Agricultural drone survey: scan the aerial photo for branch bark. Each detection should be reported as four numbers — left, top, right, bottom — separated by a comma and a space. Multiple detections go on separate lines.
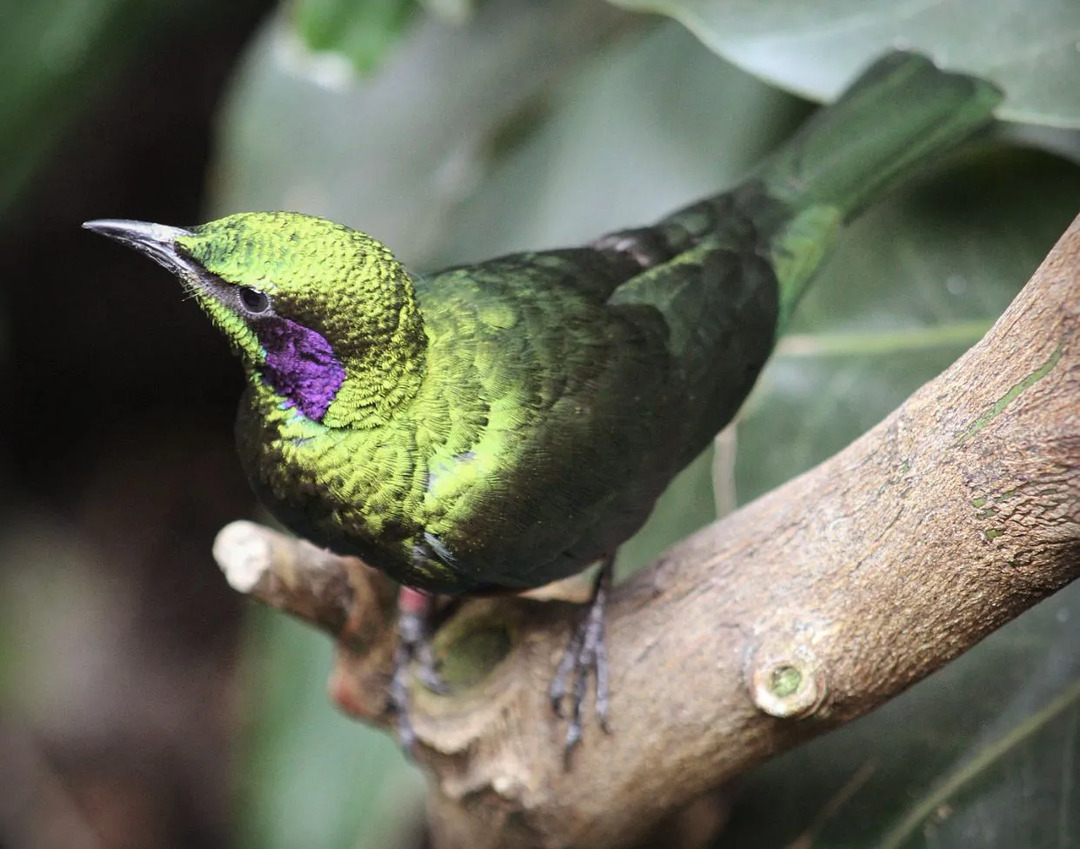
214, 214, 1080, 849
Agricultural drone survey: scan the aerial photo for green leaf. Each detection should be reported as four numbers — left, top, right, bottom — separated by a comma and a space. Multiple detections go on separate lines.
211, 0, 630, 266
434, 25, 806, 262
734, 146, 1080, 504
608, 0, 1080, 128
291, 0, 419, 73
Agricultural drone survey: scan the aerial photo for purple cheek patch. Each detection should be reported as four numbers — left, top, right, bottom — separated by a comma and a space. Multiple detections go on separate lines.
258, 317, 345, 421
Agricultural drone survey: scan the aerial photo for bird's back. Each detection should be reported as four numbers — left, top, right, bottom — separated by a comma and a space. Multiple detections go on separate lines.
405, 186, 781, 591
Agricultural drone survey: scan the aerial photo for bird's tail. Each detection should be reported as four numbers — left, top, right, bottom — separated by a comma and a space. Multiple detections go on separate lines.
750, 52, 1003, 323
637, 53, 1002, 328
756, 52, 1002, 222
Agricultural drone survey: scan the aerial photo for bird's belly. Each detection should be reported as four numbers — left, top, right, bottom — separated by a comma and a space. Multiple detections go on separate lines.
236, 390, 663, 595
236, 400, 525, 593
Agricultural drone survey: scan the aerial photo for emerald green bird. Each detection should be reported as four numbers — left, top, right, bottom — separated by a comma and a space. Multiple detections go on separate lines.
85, 53, 1000, 753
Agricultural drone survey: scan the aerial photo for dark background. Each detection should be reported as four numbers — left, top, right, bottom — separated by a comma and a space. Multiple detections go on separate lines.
2, 3, 271, 846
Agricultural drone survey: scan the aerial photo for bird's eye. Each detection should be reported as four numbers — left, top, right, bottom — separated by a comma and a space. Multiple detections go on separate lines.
238, 286, 270, 314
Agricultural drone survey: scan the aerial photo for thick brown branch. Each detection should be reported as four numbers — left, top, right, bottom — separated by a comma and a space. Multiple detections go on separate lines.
213, 214, 1080, 849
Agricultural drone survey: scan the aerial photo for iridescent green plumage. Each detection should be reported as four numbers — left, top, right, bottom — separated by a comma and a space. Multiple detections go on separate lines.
217, 187, 784, 594
87, 53, 1002, 599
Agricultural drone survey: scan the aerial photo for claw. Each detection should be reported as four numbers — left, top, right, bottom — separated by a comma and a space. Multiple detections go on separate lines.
390, 587, 446, 754
390, 635, 418, 753
548, 555, 615, 766
416, 635, 450, 694
549, 616, 586, 717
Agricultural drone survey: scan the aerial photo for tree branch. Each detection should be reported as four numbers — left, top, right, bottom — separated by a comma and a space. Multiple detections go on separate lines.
214, 213, 1080, 849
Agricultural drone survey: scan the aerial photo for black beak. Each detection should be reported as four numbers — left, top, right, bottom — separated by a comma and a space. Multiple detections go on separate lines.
83, 219, 199, 280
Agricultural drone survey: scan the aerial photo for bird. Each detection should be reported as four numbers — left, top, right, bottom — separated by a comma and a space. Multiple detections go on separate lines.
85, 52, 1001, 756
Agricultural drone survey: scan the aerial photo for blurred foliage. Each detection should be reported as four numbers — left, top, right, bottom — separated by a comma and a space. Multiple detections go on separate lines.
212, 0, 631, 261
1, 1, 268, 847
291, 0, 418, 72
611, 0, 1080, 127
237, 610, 424, 849
737, 145, 1080, 501
0, 0, 241, 214
3, 0, 1078, 846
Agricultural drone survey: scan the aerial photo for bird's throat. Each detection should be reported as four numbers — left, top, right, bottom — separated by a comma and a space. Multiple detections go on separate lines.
256, 317, 345, 421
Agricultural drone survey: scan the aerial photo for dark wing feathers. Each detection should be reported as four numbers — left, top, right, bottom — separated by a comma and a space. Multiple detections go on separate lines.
413, 198, 780, 589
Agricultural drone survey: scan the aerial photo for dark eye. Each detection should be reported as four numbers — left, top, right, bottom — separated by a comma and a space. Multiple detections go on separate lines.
238, 286, 270, 314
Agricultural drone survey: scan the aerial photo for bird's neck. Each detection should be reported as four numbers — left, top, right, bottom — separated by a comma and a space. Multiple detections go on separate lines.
322, 290, 428, 429
248, 269, 428, 430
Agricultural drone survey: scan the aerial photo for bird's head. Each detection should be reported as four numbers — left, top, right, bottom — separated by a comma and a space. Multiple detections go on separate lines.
85, 212, 426, 428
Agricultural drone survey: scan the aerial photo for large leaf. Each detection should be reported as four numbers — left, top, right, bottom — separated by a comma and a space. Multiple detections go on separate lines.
211, 0, 630, 267
609, 0, 1080, 128
735, 146, 1080, 503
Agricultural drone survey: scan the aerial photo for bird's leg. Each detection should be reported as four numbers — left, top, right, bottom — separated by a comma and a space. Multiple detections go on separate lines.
391, 587, 447, 752
549, 554, 615, 763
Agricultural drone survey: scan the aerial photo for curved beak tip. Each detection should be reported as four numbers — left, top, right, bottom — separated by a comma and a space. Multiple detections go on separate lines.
82, 219, 191, 245
82, 219, 199, 280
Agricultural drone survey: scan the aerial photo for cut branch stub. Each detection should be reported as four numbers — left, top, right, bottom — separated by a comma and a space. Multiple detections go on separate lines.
748, 634, 827, 719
